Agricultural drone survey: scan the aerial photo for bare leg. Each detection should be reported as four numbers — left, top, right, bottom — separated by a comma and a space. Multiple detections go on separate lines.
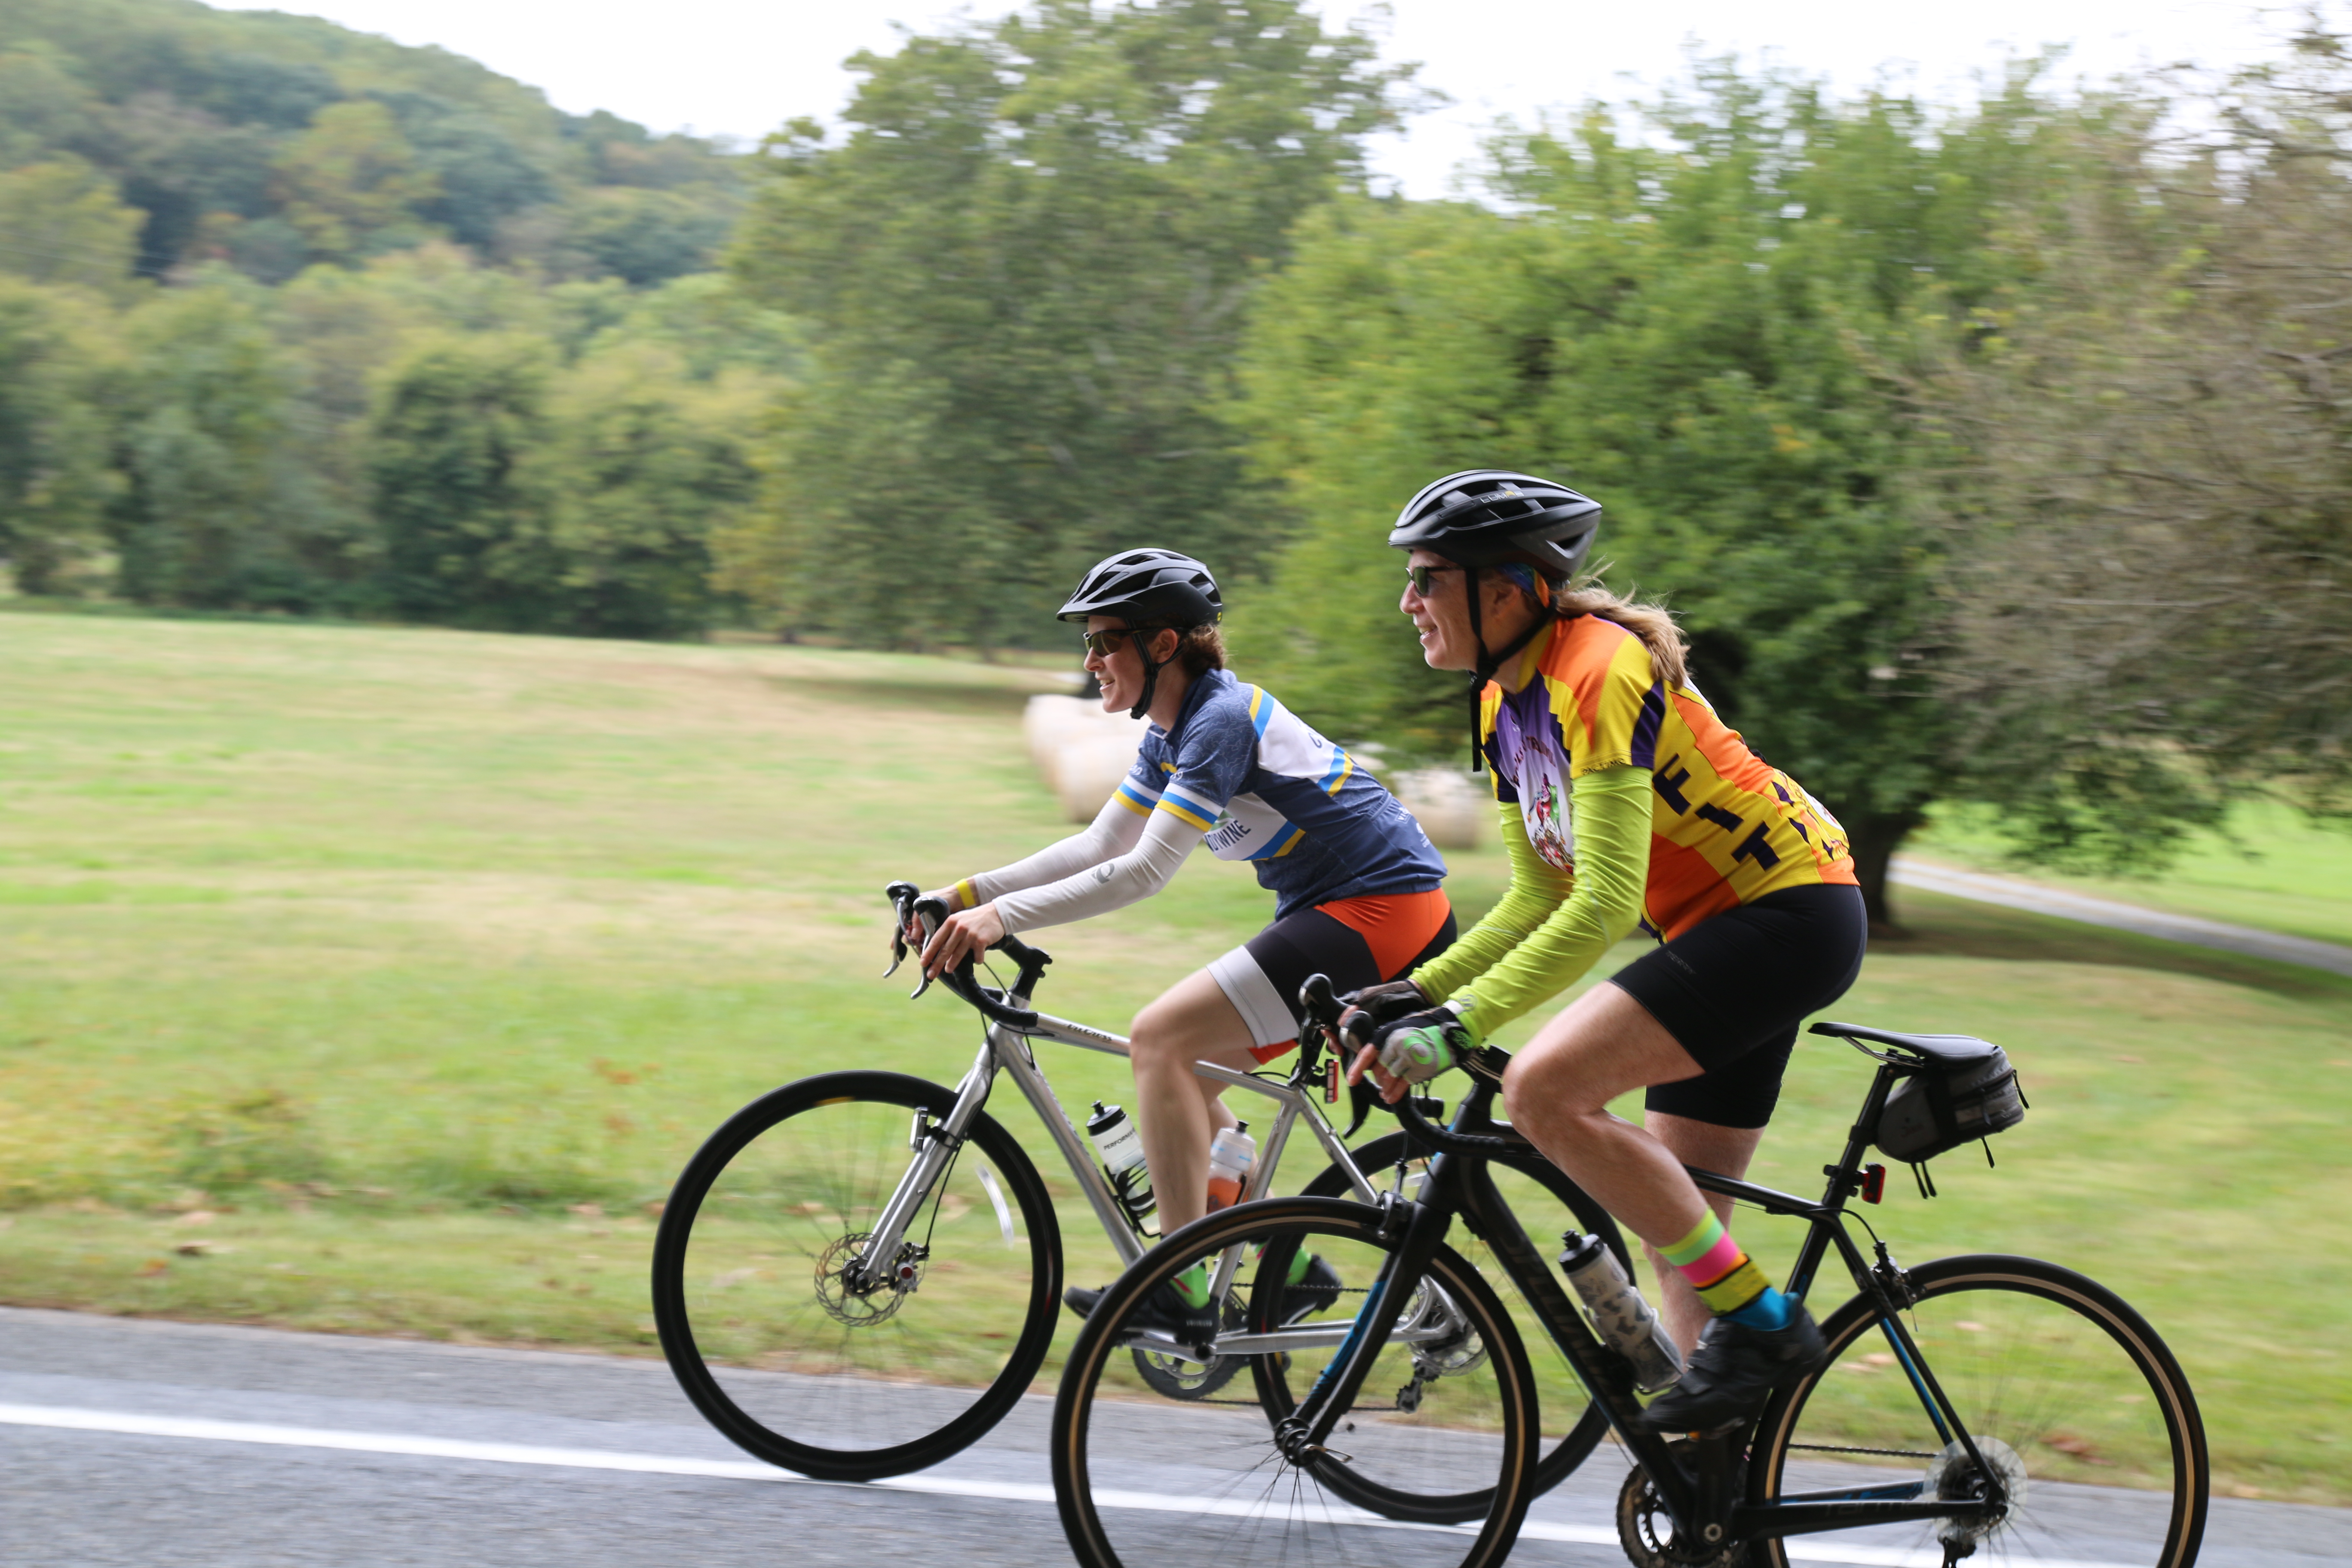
1500, 981, 1716, 1249
1641, 1112, 1765, 1351
1127, 967, 1261, 1236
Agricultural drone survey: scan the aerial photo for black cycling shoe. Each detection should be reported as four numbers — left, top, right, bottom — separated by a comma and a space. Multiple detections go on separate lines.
1062, 1280, 1219, 1343
1638, 1305, 1828, 1436
1280, 1254, 1343, 1323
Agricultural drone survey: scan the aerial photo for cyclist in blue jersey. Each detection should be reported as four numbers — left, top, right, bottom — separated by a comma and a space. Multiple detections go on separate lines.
915, 549, 1455, 1338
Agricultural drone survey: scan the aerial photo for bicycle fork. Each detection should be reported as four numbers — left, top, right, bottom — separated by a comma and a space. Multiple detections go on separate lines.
844, 1039, 1002, 1294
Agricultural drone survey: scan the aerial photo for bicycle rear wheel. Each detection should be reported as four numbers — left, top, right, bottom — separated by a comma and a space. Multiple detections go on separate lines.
652, 1070, 1061, 1481
1314, 1130, 1621, 1504
1752, 1253, 2208, 1568
1053, 1197, 1537, 1568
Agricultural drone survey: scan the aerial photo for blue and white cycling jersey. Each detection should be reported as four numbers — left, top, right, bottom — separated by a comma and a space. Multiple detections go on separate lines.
1113, 669, 1446, 919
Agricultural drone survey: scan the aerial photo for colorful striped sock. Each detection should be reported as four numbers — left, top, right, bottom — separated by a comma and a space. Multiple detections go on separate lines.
1661, 1210, 1772, 1317
1170, 1261, 1211, 1308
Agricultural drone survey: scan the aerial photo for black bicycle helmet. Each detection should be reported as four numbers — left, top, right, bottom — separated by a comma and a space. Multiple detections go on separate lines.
1057, 548, 1223, 720
1055, 548, 1223, 627
1389, 469, 1602, 583
1391, 471, 1602, 770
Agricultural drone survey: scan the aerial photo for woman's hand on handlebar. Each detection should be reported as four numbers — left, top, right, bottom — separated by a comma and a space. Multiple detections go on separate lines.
1344, 1004, 1469, 1102
1345, 1041, 1412, 1105
921, 900, 1004, 979
902, 884, 966, 949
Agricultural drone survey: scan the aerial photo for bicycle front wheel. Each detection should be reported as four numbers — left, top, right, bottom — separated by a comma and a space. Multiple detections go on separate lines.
652, 1070, 1061, 1481
1054, 1197, 1538, 1568
1752, 1253, 2208, 1568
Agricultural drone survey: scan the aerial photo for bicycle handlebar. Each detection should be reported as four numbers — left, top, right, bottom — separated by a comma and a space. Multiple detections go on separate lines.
885, 880, 1051, 1032
1297, 971, 1521, 1157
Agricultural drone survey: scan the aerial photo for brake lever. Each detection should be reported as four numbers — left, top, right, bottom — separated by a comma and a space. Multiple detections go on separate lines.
883, 880, 918, 978
906, 894, 951, 1000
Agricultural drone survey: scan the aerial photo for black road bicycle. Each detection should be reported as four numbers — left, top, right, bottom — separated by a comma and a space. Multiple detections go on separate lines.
1052, 979, 2209, 1568
650, 886, 1626, 1487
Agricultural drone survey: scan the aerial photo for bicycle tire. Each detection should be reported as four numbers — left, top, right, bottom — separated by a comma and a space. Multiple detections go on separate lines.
1752, 1253, 2209, 1568
1054, 1197, 1539, 1568
1310, 1130, 1622, 1506
652, 1070, 1062, 1482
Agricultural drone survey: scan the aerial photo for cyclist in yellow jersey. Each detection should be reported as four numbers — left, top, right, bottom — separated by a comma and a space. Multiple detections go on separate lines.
1342, 470, 1866, 1436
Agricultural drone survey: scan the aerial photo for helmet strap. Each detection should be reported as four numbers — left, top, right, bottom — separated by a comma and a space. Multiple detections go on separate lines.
1129, 625, 1177, 722
1463, 568, 1558, 773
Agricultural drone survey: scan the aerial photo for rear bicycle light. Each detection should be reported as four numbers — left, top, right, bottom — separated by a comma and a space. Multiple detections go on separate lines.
1862, 1163, 1886, 1204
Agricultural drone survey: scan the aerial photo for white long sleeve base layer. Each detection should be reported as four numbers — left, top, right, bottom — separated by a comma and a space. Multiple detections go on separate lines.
952, 794, 1197, 934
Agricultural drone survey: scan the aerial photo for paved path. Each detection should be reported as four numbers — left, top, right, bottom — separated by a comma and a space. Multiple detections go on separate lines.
1888, 857, 2352, 977
5, 1308, 2346, 1567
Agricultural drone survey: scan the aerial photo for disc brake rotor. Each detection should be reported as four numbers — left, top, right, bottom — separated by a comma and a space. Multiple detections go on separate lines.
1923, 1435, 2027, 1548
813, 1232, 916, 1327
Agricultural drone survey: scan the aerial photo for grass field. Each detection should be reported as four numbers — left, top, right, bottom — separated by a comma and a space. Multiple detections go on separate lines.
1, 612, 2346, 1503
1913, 800, 2352, 949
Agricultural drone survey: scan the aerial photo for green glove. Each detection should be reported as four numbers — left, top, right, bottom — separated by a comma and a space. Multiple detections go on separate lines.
1373, 1004, 1474, 1085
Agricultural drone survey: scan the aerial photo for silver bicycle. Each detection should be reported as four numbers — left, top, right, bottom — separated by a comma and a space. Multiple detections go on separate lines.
651, 881, 1625, 1485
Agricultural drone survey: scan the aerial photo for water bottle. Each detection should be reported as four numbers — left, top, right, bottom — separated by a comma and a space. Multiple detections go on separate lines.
1086, 1102, 1155, 1231
1204, 1122, 1256, 1212
1559, 1231, 1683, 1393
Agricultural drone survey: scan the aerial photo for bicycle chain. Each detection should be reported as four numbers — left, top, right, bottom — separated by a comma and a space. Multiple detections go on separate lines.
1784, 1442, 1942, 1460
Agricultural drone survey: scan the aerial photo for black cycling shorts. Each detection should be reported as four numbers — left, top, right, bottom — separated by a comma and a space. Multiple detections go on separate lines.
1212, 893, 1458, 1061
1608, 883, 1868, 1130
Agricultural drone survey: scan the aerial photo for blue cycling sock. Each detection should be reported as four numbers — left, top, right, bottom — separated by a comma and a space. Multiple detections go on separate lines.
1726, 1285, 1792, 1331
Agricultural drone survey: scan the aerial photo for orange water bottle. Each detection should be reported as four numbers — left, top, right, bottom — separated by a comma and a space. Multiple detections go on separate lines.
1204, 1122, 1256, 1211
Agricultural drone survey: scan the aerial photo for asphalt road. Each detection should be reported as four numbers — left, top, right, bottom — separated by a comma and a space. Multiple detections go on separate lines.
1886, 858, 2352, 977
5, 1307, 2345, 1568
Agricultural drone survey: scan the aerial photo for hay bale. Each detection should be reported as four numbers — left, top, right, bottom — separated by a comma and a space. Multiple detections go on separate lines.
1392, 767, 1490, 850
1024, 695, 1148, 819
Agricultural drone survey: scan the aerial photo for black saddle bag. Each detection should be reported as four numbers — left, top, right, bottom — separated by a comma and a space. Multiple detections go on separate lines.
1874, 1045, 2026, 1165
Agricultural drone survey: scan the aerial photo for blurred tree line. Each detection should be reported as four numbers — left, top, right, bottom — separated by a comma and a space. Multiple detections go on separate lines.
0, 0, 741, 282
1215, 26, 2351, 916
0, 0, 786, 635
2, 0, 2346, 902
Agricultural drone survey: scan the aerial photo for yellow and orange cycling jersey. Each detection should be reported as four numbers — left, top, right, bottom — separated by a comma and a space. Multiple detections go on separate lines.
1482, 614, 1855, 941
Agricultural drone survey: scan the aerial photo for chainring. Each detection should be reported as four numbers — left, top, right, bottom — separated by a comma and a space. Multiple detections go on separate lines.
1617, 1467, 1746, 1568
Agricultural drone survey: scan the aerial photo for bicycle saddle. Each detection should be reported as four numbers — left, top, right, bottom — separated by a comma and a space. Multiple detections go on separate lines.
1810, 1020, 2005, 1066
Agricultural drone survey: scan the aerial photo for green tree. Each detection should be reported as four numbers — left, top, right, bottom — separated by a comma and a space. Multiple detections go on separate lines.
1232, 66, 2081, 924
721, 0, 1416, 650
0, 158, 144, 291
365, 332, 552, 625
532, 345, 771, 637
0, 46, 99, 165
107, 276, 353, 608
271, 101, 442, 260
1923, 31, 2352, 860
0, 278, 119, 593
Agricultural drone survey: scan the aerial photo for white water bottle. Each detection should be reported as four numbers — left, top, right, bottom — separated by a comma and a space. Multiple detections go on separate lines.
1559, 1232, 1684, 1393
1087, 1102, 1155, 1231
1205, 1122, 1256, 1211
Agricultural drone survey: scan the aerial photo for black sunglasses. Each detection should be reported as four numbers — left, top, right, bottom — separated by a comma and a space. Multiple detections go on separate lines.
1081, 625, 1180, 657
1406, 564, 1468, 597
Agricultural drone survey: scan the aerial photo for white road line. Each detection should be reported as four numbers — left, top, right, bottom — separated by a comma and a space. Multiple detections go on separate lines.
1, 1403, 2130, 1568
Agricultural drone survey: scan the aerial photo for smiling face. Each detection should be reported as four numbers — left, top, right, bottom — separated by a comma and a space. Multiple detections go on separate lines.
1400, 551, 1547, 672
1084, 616, 1179, 714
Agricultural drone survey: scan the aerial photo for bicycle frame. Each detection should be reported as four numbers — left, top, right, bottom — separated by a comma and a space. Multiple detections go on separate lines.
851, 994, 1386, 1300
1280, 1064, 2011, 1552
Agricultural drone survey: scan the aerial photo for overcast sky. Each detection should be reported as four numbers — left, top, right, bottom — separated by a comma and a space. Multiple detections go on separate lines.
215, 0, 2306, 196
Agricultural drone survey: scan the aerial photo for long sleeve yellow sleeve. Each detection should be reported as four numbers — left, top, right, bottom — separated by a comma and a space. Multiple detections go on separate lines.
1410, 799, 1574, 1001
1411, 764, 1652, 1040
